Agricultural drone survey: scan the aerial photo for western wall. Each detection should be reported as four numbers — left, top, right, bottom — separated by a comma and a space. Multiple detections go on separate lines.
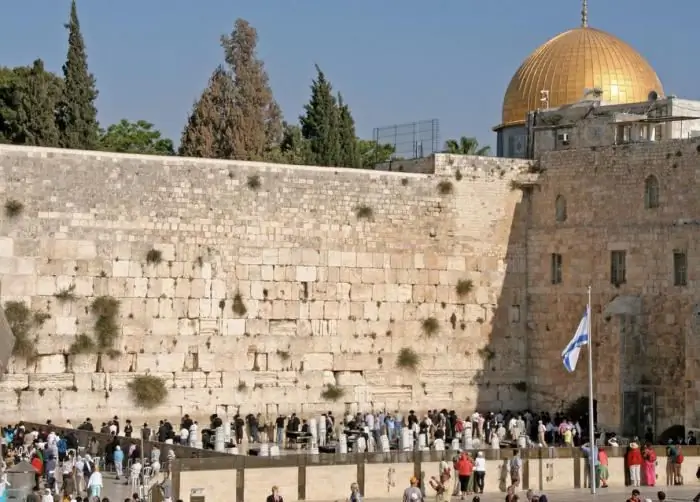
0, 144, 533, 423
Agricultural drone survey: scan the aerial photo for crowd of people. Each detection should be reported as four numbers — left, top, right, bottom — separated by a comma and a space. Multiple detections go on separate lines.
0, 420, 183, 502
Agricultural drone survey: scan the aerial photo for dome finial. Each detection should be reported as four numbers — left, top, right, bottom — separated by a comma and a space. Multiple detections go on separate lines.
581, 0, 588, 27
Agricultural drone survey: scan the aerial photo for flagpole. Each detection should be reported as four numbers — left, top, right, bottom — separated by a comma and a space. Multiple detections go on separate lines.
586, 285, 596, 495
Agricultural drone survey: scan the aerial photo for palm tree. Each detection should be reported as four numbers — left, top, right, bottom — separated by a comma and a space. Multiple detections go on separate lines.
443, 136, 491, 156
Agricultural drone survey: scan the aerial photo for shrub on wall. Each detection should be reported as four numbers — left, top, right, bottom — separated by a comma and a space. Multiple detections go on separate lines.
354, 205, 373, 220
146, 248, 162, 265
4, 199, 24, 218
54, 284, 76, 302
320, 384, 344, 402
232, 293, 247, 317
69, 334, 96, 354
5, 301, 48, 362
396, 347, 420, 370
421, 317, 439, 337
91, 296, 120, 350
437, 181, 453, 194
127, 375, 168, 409
455, 279, 473, 297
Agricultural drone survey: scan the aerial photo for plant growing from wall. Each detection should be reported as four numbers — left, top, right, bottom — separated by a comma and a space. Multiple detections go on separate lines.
477, 347, 495, 361
354, 204, 373, 220
146, 248, 162, 265
4, 199, 24, 218
69, 334, 96, 354
437, 180, 453, 195
320, 384, 344, 402
232, 292, 247, 317
396, 347, 420, 371
421, 317, 439, 337
513, 381, 528, 392
455, 279, 473, 298
54, 284, 76, 302
127, 374, 168, 409
4, 301, 48, 362
91, 295, 120, 350
247, 174, 261, 190
277, 350, 290, 361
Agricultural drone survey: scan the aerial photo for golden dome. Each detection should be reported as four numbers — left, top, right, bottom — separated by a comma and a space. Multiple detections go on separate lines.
500, 27, 664, 127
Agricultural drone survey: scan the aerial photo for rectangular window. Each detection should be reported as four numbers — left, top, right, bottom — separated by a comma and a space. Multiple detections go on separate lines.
611, 250, 627, 285
551, 253, 563, 285
673, 251, 688, 286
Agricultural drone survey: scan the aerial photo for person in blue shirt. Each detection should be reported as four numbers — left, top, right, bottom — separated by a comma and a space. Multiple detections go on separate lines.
113, 445, 125, 480
581, 443, 600, 488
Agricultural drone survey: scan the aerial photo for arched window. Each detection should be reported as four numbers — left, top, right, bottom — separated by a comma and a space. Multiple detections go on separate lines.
644, 175, 659, 209
555, 195, 567, 222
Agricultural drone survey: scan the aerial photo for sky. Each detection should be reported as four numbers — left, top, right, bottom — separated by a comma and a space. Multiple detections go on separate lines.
2, 0, 697, 154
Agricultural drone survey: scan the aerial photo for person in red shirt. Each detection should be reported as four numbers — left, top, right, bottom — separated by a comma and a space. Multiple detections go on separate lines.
30, 454, 43, 490
454, 451, 474, 500
627, 442, 643, 487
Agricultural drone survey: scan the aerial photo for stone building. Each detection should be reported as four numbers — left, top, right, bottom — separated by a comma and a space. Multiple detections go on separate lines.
0, 1, 696, 439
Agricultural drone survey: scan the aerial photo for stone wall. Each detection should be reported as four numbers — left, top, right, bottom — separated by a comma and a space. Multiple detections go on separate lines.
0, 145, 532, 423
526, 137, 700, 435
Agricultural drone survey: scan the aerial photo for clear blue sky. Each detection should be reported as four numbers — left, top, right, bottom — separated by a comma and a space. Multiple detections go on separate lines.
2, 0, 696, 152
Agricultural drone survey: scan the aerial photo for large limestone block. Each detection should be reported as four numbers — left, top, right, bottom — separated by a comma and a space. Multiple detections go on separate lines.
332, 353, 379, 371
19, 389, 62, 414
0, 237, 14, 257
136, 353, 185, 373
302, 353, 333, 371
29, 374, 75, 390
0, 374, 29, 390
335, 371, 367, 386
296, 370, 335, 388
34, 354, 66, 374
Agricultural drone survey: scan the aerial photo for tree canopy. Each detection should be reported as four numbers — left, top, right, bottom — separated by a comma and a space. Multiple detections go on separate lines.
2, 10, 484, 169
443, 136, 491, 156
99, 119, 174, 155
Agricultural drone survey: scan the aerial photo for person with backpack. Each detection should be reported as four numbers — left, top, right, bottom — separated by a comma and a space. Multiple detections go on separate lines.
674, 441, 684, 485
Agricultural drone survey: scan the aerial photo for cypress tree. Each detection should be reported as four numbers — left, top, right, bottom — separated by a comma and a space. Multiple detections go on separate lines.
58, 0, 99, 150
336, 93, 360, 168
300, 65, 340, 166
220, 19, 283, 161
179, 65, 236, 159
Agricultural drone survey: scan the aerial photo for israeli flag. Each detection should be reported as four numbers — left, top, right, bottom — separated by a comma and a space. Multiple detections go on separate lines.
562, 306, 590, 372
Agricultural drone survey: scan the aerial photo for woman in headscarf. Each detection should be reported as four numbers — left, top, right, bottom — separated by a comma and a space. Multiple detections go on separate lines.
642, 443, 657, 486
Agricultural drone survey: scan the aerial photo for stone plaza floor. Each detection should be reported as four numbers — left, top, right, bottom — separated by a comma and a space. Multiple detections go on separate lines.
98, 477, 700, 502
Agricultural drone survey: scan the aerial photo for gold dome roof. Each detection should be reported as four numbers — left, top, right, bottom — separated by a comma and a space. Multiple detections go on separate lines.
500, 27, 664, 127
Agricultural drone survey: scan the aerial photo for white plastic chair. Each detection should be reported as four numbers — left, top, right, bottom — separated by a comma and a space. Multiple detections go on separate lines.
141, 466, 153, 487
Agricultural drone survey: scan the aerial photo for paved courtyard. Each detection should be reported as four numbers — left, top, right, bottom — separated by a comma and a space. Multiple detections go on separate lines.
98, 476, 699, 502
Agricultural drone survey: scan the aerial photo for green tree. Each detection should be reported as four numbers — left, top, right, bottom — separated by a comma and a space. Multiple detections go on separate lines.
99, 119, 174, 155
266, 122, 310, 165
300, 65, 340, 166
58, 0, 99, 150
0, 60, 62, 146
336, 94, 360, 168
443, 136, 491, 156
179, 65, 236, 158
220, 18, 283, 161
356, 139, 395, 168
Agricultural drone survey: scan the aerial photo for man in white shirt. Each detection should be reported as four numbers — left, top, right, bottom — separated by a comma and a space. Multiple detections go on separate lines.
179, 427, 189, 445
